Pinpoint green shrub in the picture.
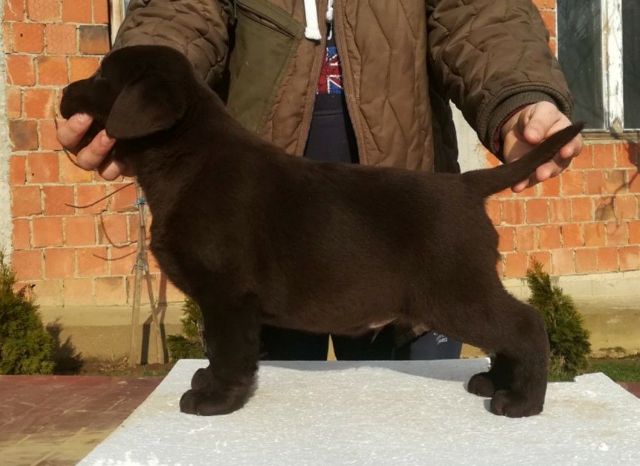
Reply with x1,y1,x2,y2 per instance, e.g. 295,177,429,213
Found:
166,297,205,361
0,253,55,374
527,262,591,380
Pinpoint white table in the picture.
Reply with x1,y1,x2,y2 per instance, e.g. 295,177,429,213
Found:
80,359,640,465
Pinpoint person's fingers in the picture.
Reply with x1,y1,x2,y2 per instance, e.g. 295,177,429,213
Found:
75,130,116,171
98,157,129,181
56,114,93,152
521,102,563,145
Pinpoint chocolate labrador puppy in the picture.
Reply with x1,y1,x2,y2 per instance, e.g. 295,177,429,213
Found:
61,45,582,418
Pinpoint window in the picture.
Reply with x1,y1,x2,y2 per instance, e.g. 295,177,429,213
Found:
558,0,640,132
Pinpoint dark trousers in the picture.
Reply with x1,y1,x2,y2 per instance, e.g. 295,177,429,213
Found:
261,96,462,361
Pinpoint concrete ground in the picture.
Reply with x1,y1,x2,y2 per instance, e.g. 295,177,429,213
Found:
0,373,638,466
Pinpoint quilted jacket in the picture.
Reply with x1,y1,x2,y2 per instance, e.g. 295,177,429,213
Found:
114,0,573,173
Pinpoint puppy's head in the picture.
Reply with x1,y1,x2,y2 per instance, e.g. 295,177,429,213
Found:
60,45,195,142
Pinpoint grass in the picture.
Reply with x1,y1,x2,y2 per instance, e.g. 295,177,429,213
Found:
587,356,640,382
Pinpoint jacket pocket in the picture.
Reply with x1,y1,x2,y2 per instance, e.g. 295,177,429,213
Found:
227,0,303,134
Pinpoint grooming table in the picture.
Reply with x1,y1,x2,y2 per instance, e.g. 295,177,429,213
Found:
80,359,640,465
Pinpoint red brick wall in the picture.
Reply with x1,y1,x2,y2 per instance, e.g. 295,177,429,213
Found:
3,0,639,306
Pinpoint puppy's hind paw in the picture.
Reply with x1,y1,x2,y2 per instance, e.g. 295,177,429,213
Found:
467,372,496,398
490,389,543,418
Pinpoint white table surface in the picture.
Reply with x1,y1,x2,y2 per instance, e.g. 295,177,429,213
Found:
80,358,640,465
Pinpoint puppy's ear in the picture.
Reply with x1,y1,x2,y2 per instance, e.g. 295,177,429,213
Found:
105,73,187,139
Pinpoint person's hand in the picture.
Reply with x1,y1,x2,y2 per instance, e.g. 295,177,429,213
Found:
56,114,132,180
501,101,583,192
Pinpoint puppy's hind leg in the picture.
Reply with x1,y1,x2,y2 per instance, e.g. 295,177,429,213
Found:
437,293,549,417
180,293,261,416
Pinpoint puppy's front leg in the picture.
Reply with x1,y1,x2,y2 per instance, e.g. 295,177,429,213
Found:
180,294,260,416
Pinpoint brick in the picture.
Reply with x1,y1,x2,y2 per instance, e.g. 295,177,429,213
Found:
615,142,638,168
60,156,94,183
606,222,628,246
604,170,627,194
79,25,110,54
592,144,616,169
594,197,616,222
525,199,548,224
75,184,107,212
45,24,77,54
43,185,75,215
515,226,536,252
629,220,640,244
504,252,528,278
539,10,556,36
11,185,41,216
69,56,99,81
12,23,44,53
485,199,501,225
110,183,137,211
585,171,605,195
583,222,606,247
65,215,96,246
63,277,94,305
11,249,42,280
551,248,574,275
537,175,560,197
62,0,92,22
23,88,55,119
560,170,584,196
37,56,68,85
571,147,592,169
538,225,562,249
44,248,75,279
629,171,640,193
95,276,126,304
615,195,637,219
27,0,60,21
99,214,129,245
575,248,598,273
109,244,137,275
30,279,64,306
4,24,13,53
39,119,63,150
533,0,556,10
502,200,525,225
619,246,640,271
4,0,26,21
10,119,38,151
549,198,572,222
6,55,35,85
561,223,583,247
6,86,22,118
27,152,59,183
33,216,63,247
9,155,26,185
76,246,108,276
12,218,31,250
496,226,515,253
597,247,619,272
93,0,109,23
528,251,551,272
571,197,593,222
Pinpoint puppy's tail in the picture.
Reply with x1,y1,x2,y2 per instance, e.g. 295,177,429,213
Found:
461,122,584,198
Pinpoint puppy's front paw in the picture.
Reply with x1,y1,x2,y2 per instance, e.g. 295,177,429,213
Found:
191,367,214,390
180,388,242,416
467,372,496,397
490,389,543,418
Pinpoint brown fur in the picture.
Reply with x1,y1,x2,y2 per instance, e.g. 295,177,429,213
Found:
61,45,583,417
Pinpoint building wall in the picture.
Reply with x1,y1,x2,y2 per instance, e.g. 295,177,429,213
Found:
2,0,639,307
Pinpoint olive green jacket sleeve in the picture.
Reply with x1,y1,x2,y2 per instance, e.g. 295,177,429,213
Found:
426,0,573,155
113,0,233,86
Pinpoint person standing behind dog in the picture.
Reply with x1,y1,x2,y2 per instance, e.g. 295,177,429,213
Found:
57,0,583,361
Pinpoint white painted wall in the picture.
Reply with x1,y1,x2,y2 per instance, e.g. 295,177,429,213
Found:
452,103,488,173
0,9,13,259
